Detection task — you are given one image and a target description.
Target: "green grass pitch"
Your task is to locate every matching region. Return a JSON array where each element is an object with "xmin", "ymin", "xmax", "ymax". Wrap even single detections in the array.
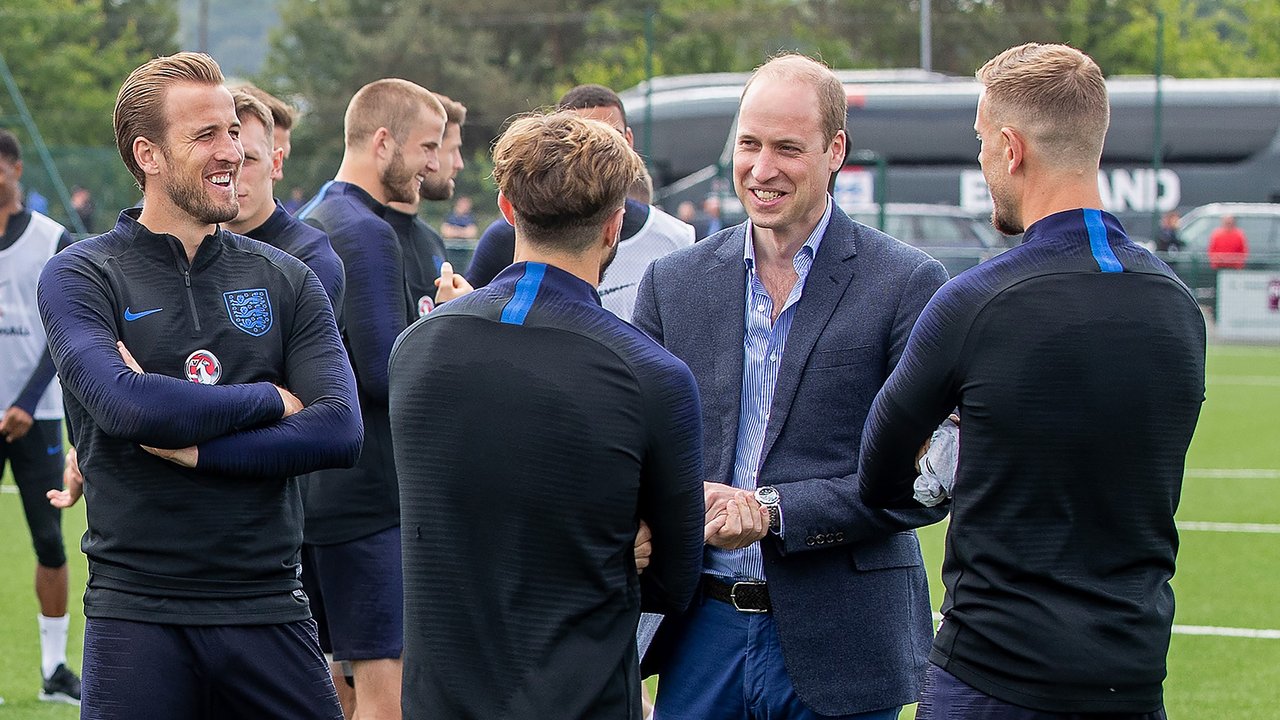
[{"xmin": 4, "ymin": 344, "xmax": 1278, "ymax": 717}]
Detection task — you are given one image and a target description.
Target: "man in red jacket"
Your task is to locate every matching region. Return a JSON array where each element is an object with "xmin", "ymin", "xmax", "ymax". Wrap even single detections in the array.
[{"xmin": 1208, "ymin": 214, "xmax": 1248, "ymax": 269}]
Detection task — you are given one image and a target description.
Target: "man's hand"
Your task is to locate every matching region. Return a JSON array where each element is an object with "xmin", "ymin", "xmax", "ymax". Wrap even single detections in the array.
[
  {"xmin": 0, "ymin": 406, "xmax": 34, "ymax": 442},
  {"xmin": 434, "ymin": 262, "xmax": 474, "ymax": 304},
  {"xmin": 47, "ymin": 446, "xmax": 85, "ymax": 508},
  {"xmin": 117, "ymin": 340, "xmax": 143, "ymax": 373},
  {"xmin": 141, "ymin": 444, "xmax": 198, "ymax": 468},
  {"xmin": 634, "ymin": 521, "xmax": 653, "ymax": 573},
  {"xmin": 276, "ymin": 385, "xmax": 304, "ymax": 417},
  {"xmin": 705, "ymin": 492, "xmax": 769, "ymax": 550}
]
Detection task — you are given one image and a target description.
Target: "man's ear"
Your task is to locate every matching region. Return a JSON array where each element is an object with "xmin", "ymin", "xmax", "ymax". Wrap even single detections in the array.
[
  {"xmin": 372, "ymin": 127, "xmax": 395, "ymax": 162},
  {"xmin": 269, "ymin": 147, "xmax": 284, "ymax": 182},
  {"xmin": 602, "ymin": 205, "xmax": 625, "ymax": 248},
  {"xmin": 1002, "ymin": 127, "xmax": 1024, "ymax": 176},
  {"xmin": 134, "ymin": 137, "xmax": 162, "ymax": 179},
  {"xmin": 497, "ymin": 192, "xmax": 516, "ymax": 227}
]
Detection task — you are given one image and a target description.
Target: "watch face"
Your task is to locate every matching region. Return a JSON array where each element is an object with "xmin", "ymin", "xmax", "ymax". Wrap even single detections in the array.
[{"xmin": 756, "ymin": 486, "xmax": 780, "ymax": 505}]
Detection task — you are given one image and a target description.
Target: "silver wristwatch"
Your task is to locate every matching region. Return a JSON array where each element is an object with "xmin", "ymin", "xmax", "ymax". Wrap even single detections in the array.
[{"xmin": 754, "ymin": 485, "xmax": 781, "ymax": 533}]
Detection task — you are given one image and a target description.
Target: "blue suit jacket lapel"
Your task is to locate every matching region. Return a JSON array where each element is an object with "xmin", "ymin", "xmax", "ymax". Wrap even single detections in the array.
[
  {"xmin": 708, "ymin": 226, "xmax": 748, "ymax": 485},
  {"xmin": 758, "ymin": 210, "xmax": 859, "ymax": 468}
]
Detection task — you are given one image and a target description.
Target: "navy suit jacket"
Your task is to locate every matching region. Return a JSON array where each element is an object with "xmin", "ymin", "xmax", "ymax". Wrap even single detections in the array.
[{"xmin": 633, "ymin": 206, "xmax": 950, "ymax": 715}]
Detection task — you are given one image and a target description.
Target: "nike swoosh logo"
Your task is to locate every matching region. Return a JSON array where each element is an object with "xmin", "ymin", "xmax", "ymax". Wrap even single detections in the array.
[
  {"xmin": 47, "ymin": 445, "xmax": 61, "ymax": 456},
  {"xmin": 598, "ymin": 282, "xmax": 638, "ymax": 297},
  {"xmin": 123, "ymin": 307, "xmax": 163, "ymax": 321}
]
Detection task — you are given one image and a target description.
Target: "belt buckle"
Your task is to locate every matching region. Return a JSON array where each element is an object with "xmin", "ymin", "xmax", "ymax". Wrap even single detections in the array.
[{"xmin": 729, "ymin": 581, "xmax": 767, "ymax": 613}]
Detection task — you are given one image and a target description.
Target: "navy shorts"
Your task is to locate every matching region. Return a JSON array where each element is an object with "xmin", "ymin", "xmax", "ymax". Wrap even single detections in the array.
[
  {"xmin": 917, "ymin": 663, "xmax": 1168, "ymax": 720},
  {"xmin": 0, "ymin": 419, "xmax": 67, "ymax": 568},
  {"xmin": 81, "ymin": 617, "xmax": 343, "ymax": 720},
  {"xmin": 301, "ymin": 525, "xmax": 404, "ymax": 661}
]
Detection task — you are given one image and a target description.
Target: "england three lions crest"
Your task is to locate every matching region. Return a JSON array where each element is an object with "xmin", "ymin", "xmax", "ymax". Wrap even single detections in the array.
[{"xmin": 224, "ymin": 288, "xmax": 273, "ymax": 337}]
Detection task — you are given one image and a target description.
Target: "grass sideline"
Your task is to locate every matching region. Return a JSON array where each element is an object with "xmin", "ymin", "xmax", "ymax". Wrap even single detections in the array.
[{"xmin": 2, "ymin": 344, "xmax": 1277, "ymax": 718}]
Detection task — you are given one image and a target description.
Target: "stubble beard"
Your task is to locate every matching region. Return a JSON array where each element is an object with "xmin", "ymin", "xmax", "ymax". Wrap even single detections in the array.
[
  {"xmin": 381, "ymin": 147, "xmax": 419, "ymax": 205},
  {"xmin": 165, "ymin": 169, "xmax": 238, "ymax": 225}
]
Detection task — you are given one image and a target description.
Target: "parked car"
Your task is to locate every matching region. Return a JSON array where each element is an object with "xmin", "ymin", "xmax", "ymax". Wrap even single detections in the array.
[
  {"xmin": 1164, "ymin": 202, "xmax": 1280, "ymax": 301},
  {"xmin": 842, "ymin": 203, "xmax": 1007, "ymax": 277}
]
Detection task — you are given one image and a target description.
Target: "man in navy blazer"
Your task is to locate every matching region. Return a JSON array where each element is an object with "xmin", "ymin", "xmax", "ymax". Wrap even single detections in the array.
[{"xmin": 633, "ymin": 53, "xmax": 949, "ymax": 719}]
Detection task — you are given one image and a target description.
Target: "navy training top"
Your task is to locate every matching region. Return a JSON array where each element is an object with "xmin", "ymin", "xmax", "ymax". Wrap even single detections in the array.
[
  {"xmin": 297, "ymin": 181, "xmax": 407, "ymax": 544},
  {"xmin": 390, "ymin": 261, "xmax": 705, "ymax": 720},
  {"xmin": 384, "ymin": 206, "xmax": 448, "ymax": 321},
  {"xmin": 858, "ymin": 209, "xmax": 1206, "ymax": 713},
  {"xmin": 37, "ymin": 208, "xmax": 362, "ymax": 625},
  {"xmin": 247, "ymin": 199, "xmax": 346, "ymax": 317}
]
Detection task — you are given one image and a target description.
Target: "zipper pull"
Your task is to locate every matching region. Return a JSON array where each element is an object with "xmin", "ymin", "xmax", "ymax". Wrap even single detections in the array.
[{"xmin": 184, "ymin": 270, "xmax": 192, "ymax": 288}]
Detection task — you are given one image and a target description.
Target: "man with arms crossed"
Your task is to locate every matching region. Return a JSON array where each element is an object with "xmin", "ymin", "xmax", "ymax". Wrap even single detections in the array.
[
  {"xmin": 859, "ymin": 44, "xmax": 1205, "ymax": 719},
  {"xmin": 390, "ymin": 112, "xmax": 705, "ymax": 719},
  {"xmin": 633, "ymin": 53, "xmax": 948, "ymax": 719},
  {"xmin": 0, "ymin": 128, "xmax": 80, "ymax": 705},
  {"xmin": 385, "ymin": 94, "xmax": 466, "ymax": 319},
  {"xmin": 38, "ymin": 52, "xmax": 362, "ymax": 719},
  {"xmin": 296, "ymin": 78, "xmax": 445, "ymax": 720}
]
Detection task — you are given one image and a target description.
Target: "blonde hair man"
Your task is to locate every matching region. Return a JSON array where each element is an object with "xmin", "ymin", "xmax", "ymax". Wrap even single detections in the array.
[
  {"xmin": 390, "ymin": 112, "xmax": 705, "ymax": 720},
  {"xmin": 859, "ymin": 43, "xmax": 1205, "ymax": 719},
  {"xmin": 294, "ymin": 77, "xmax": 444, "ymax": 720}
]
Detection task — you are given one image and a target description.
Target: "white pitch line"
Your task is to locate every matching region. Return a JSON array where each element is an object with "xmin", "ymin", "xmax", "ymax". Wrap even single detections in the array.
[
  {"xmin": 1177, "ymin": 521, "xmax": 1280, "ymax": 534},
  {"xmin": 1184, "ymin": 469, "xmax": 1280, "ymax": 479},
  {"xmin": 1172, "ymin": 624, "xmax": 1280, "ymax": 640},
  {"xmin": 0, "ymin": 485, "xmax": 16, "ymax": 495},
  {"xmin": 932, "ymin": 614, "xmax": 1280, "ymax": 639}
]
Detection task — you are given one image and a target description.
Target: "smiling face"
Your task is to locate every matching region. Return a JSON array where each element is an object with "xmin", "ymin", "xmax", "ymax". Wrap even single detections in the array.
[
  {"xmin": 228, "ymin": 113, "xmax": 279, "ymax": 232},
  {"xmin": 156, "ymin": 82, "xmax": 242, "ymax": 225},
  {"xmin": 419, "ymin": 122, "xmax": 464, "ymax": 202},
  {"xmin": 733, "ymin": 75, "xmax": 844, "ymax": 247},
  {"xmin": 380, "ymin": 104, "xmax": 444, "ymax": 205}
]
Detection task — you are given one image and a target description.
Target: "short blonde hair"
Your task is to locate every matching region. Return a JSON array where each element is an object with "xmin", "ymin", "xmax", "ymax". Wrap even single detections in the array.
[
  {"xmin": 343, "ymin": 78, "xmax": 444, "ymax": 147},
  {"xmin": 744, "ymin": 53, "xmax": 846, "ymax": 145},
  {"xmin": 229, "ymin": 83, "xmax": 296, "ymax": 131},
  {"xmin": 231, "ymin": 89, "xmax": 274, "ymax": 140},
  {"xmin": 493, "ymin": 112, "xmax": 644, "ymax": 253},
  {"xmin": 114, "ymin": 52, "xmax": 224, "ymax": 188},
  {"xmin": 977, "ymin": 43, "xmax": 1110, "ymax": 166}
]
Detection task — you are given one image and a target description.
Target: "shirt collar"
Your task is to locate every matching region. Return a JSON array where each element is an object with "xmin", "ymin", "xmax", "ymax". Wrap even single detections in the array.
[{"xmin": 743, "ymin": 195, "xmax": 833, "ymax": 274}]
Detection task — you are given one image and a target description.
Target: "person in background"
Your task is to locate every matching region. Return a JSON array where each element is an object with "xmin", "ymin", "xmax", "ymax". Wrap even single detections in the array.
[
  {"xmin": 440, "ymin": 195, "xmax": 476, "ymax": 239},
  {"xmin": 0, "ymin": 127, "xmax": 81, "ymax": 707},
  {"xmin": 1156, "ymin": 210, "xmax": 1181, "ymax": 253},
  {"xmin": 1208, "ymin": 214, "xmax": 1248, "ymax": 269}
]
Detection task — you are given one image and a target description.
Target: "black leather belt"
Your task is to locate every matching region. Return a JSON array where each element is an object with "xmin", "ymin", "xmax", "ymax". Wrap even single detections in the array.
[{"xmin": 703, "ymin": 575, "xmax": 772, "ymax": 613}]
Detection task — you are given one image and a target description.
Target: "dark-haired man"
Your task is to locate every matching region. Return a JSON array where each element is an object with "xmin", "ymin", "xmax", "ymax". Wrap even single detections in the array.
[
  {"xmin": 0, "ymin": 128, "xmax": 80, "ymax": 706},
  {"xmin": 462, "ymin": 84, "xmax": 693, "ymax": 321}
]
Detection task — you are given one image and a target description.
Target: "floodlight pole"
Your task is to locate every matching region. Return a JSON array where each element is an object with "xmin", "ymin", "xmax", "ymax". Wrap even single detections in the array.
[
  {"xmin": 920, "ymin": 0, "xmax": 932, "ymax": 72},
  {"xmin": 643, "ymin": 4, "xmax": 655, "ymax": 169}
]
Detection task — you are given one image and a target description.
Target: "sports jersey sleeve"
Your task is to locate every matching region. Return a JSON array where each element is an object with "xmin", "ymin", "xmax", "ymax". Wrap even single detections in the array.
[
  {"xmin": 197, "ymin": 269, "xmax": 362, "ymax": 476},
  {"xmin": 772, "ymin": 258, "xmax": 951, "ymax": 552},
  {"xmin": 38, "ymin": 251, "xmax": 286, "ymax": 447},
  {"xmin": 338, "ymin": 223, "xmax": 406, "ymax": 405},
  {"xmin": 12, "ymin": 349, "xmax": 56, "ymax": 415},
  {"xmin": 636, "ymin": 357, "xmax": 705, "ymax": 615},
  {"xmin": 859, "ymin": 277, "xmax": 976, "ymax": 508},
  {"xmin": 465, "ymin": 220, "xmax": 515, "ymax": 288}
]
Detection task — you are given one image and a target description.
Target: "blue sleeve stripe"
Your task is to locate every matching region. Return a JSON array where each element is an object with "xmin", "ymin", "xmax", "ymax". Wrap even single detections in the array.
[
  {"xmin": 295, "ymin": 181, "xmax": 335, "ymax": 220},
  {"xmin": 500, "ymin": 263, "xmax": 546, "ymax": 326},
  {"xmin": 1084, "ymin": 208, "xmax": 1123, "ymax": 273}
]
